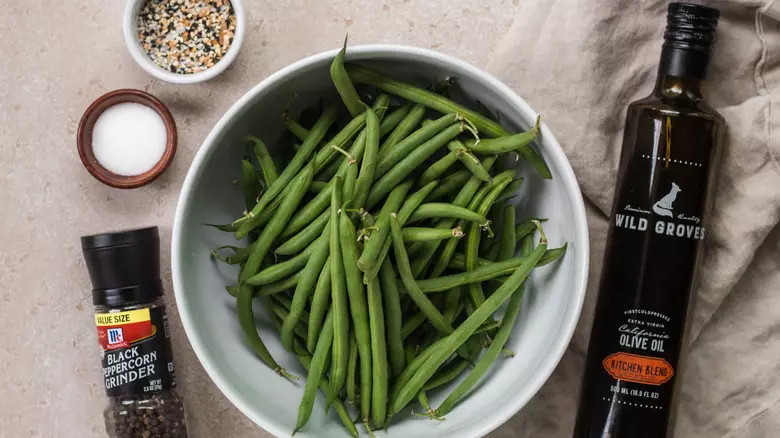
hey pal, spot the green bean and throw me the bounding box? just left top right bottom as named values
left=421, top=118, right=491, bottom=184
left=442, top=286, right=462, bottom=325
left=225, top=285, right=239, bottom=297
left=447, top=244, right=568, bottom=273
left=353, top=103, right=379, bottom=209
left=423, top=357, right=470, bottom=391
left=239, top=160, right=313, bottom=285
left=473, top=320, right=501, bottom=335
left=427, top=183, right=494, bottom=279
left=275, top=210, right=329, bottom=256
left=404, top=344, right=416, bottom=367
left=378, top=103, right=426, bottom=157
left=237, top=186, right=286, bottom=233
left=263, top=302, right=354, bottom=438
left=268, top=297, right=309, bottom=340
left=211, top=244, right=251, bottom=265
left=329, top=176, right=350, bottom=401
left=361, top=180, right=438, bottom=284
left=379, top=259, right=405, bottom=378
left=378, top=101, right=413, bottom=138
left=408, top=203, right=489, bottom=226
left=342, top=159, right=358, bottom=201
left=390, top=215, right=453, bottom=335
left=415, top=391, right=443, bottom=421
left=248, top=136, right=279, bottom=187
left=347, top=64, right=504, bottom=137
left=515, top=217, right=547, bottom=242
left=283, top=118, right=310, bottom=142
left=339, top=212, right=373, bottom=420
left=387, top=336, right=446, bottom=417
left=241, top=159, right=261, bottom=210
left=313, top=113, right=366, bottom=174
left=390, top=224, right=547, bottom=415
left=484, top=240, right=501, bottom=262
left=285, top=181, right=334, bottom=237
left=236, top=165, right=314, bottom=375
left=499, top=205, right=517, bottom=261
left=419, top=150, right=459, bottom=187
left=401, top=312, right=427, bottom=340
left=375, top=113, right=460, bottom=178
left=447, top=138, right=491, bottom=182
left=246, top=240, right=318, bottom=286
left=346, top=334, right=359, bottom=407
left=464, top=171, right=517, bottom=309
left=257, top=271, right=302, bottom=296
left=309, top=180, right=328, bottom=193
left=205, top=222, right=239, bottom=233
left=316, top=94, right=389, bottom=178
left=435, top=225, right=537, bottom=417
left=236, top=285, right=297, bottom=380
left=410, top=156, right=497, bottom=277
left=408, top=253, right=540, bottom=293
left=467, top=115, right=541, bottom=154
left=280, top=222, right=331, bottom=352
left=319, top=94, right=392, bottom=182
left=538, top=242, right=568, bottom=266
left=331, top=37, right=364, bottom=116
left=401, top=226, right=464, bottom=243
left=294, top=309, right=334, bottom=433
left=294, top=342, right=359, bottom=438
left=237, top=104, right=339, bottom=239
left=307, top=257, right=331, bottom=352
left=367, top=123, right=464, bottom=209
left=356, top=181, right=413, bottom=274
left=367, top=275, right=388, bottom=427
left=346, top=65, right=552, bottom=179
left=494, top=178, right=524, bottom=204
left=427, top=170, right=470, bottom=202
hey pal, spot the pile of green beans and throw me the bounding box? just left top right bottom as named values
left=208, top=41, right=567, bottom=437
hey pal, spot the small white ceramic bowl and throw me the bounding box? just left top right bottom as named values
left=172, top=45, right=589, bottom=438
left=123, top=0, right=245, bottom=84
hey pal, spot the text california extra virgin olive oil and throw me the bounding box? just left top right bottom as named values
left=573, top=3, right=725, bottom=438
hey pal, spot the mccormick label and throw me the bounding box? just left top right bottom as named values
left=95, top=307, right=176, bottom=397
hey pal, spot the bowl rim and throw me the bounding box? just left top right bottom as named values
left=172, top=44, right=589, bottom=438
left=122, top=0, right=246, bottom=84
left=77, top=88, right=177, bottom=189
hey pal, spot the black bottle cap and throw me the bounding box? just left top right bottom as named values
left=81, top=227, right=163, bottom=307
left=664, top=2, right=720, bottom=52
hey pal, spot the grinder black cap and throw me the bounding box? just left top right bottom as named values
left=81, top=226, right=163, bottom=306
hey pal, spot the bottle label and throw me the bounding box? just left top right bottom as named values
left=95, top=307, right=176, bottom=397
left=615, top=180, right=705, bottom=241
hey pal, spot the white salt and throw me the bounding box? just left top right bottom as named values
left=92, top=102, right=168, bottom=176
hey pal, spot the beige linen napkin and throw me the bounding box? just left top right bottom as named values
left=485, top=0, right=780, bottom=436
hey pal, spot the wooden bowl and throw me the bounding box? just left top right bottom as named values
left=77, top=89, right=177, bottom=189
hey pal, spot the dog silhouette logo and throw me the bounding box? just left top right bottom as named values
left=652, top=183, right=681, bottom=217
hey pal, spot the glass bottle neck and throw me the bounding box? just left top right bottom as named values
left=652, top=74, right=704, bottom=101
left=653, top=45, right=708, bottom=101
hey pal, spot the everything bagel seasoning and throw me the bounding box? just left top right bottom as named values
left=137, top=0, right=237, bottom=74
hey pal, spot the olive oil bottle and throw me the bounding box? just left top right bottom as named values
left=573, top=3, right=724, bottom=437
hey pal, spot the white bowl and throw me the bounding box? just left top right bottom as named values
left=123, top=0, right=245, bottom=84
left=172, top=45, right=589, bottom=438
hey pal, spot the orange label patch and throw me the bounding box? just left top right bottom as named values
left=602, top=352, right=674, bottom=386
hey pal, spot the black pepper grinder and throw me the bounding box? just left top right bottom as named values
left=81, top=227, right=189, bottom=438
